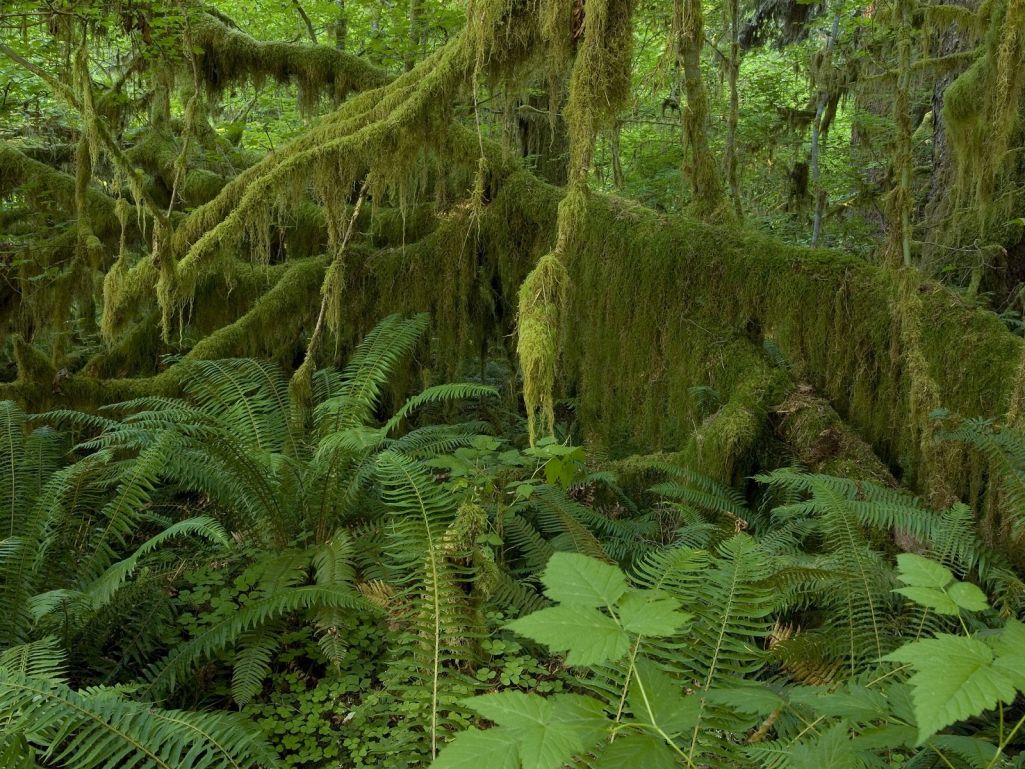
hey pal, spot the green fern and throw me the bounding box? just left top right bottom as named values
left=759, top=469, right=915, bottom=667
left=373, top=449, right=483, bottom=761
left=0, top=638, right=277, bottom=769
left=145, top=583, right=369, bottom=699
left=942, top=417, right=1025, bottom=537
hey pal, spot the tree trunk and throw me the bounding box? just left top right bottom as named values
left=405, top=0, right=423, bottom=71
left=725, top=0, right=743, bottom=218
left=675, top=0, right=727, bottom=220
left=810, top=14, right=840, bottom=246
left=334, top=0, right=348, bottom=50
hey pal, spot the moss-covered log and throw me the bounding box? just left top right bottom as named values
left=9, top=152, right=1025, bottom=500
left=5, top=0, right=1025, bottom=531
left=775, top=385, right=894, bottom=484
left=550, top=183, right=1022, bottom=498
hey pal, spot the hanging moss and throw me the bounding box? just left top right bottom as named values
left=941, top=0, right=1025, bottom=252
left=0, top=141, right=122, bottom=240
left=191, top=12, right=391, bottom=112
left=8, top=0, right=1025, bottom=532
left=8, top=142, right=1025, bottom=521
left=165, top=0, right=554, bottom=328
left=516, top=252, right=567, bottom=444
left=514, top=0, right=634, bottom=445
left=532, top=180, right=1025, bottom=492
left=1, top=257, right=326, bottom=410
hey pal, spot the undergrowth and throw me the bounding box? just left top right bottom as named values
left=1, top=315, right=1024, bottom=768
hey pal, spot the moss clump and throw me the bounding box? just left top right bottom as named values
left=681, top=366, right=791, bottom=483
left=516, top=252, right=567, bottom=445
left=940, top=0, right=1025, bottom=254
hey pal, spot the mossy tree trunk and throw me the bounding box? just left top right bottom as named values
left=674, top=0, right=728, bottom=220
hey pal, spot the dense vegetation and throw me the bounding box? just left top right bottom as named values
left=2, top=0, right=1025, bottom=766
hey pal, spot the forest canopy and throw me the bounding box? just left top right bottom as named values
left=2, top=0, right=1025, bottom=767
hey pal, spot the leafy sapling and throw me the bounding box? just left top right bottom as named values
left=886, top=554, right=1025, bottom=756
left=431, top=552, right=694, bottom=769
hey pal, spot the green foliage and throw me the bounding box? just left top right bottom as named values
left=887, top=630, right=1025, bottom=744
left=0, top=638, right=276, bottom=769
left=895, top=552, right=990, bottom=615
left=7, top=2, right=1025, bottom=768
left=435, top=488, right=1025, bottom=769
left=506, top=553, right=690, bottom=666
left=884, top=555, right=1025, bottom=747
left=435, top=552, right=693, bottom=769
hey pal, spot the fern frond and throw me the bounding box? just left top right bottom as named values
left=0, top=450, right=113, bottom=645
left=383, top=383, right=497, bottom=434
left=650, top=465, right=750, bottom=524
left=521, top=486, right=610, bottom=563
left=389, top=422, right=492, bottom=460
left=501, top=510, right=555, bottom=574
left=81, top=516, right=230, bottom=612
left=231, top=624, right=280, bottom=707
left=628, top=537, right=784, bottom=765
left=374, top=449, right=479, bottom=759
left=145, top=586, right=368, bottom=698
left=183, top=358, right=294, bottom=454
left=0, top=669, right=278, bottom=769
left=0, top=637, right=68, bottom=680
left=312, top=531, right=357, bottom=664
left=488, top=570, right=549, bottom=616
left=942, top=418, right=1025, bottom=536
left=929, top=503, right=1025, bottom=613
left=79, top=431, right=177, bottom=582
left=316, top=314, right=428, bottom=433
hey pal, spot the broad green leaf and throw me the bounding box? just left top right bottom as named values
left=594, top=734, right=678, bottom=769
left=992, top=617, right=1025, bottom=649
left=894, top=586, right=959, bottom=615
left=545, top=694, right=609, bottom=748
left=464, top=692, right=605, bottom=736
left=616, top=590, right=691, bottom=636
left=706, top=684, right=783, bottom=716
left=544, top=458, right=577, bottom=488
left=988, top=620, right=1025, bottom=689
left=885, top=634, right=1018, bottom=743
left=461, top=693, right=607, bottom=769
left=465, top=691, right=551, bottom=729
left=789, top=684, right=887, bottom=722
left=541, top=553, right=627, bottom=607
left=946, top=581, right=989, bottom=612
left=895, top=554, right=952, bottom=589
left=430, top=728, right=519, bottom=769
left=507, top=606, right=630, bottom=665
left=629, top=658, right=700, bottom=736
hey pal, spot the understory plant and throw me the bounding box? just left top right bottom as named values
left=433, top=549, right=1025, bottom=769
left=3, top=314, right=1025, bottom=769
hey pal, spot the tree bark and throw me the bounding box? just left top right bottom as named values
left=675, top=0, right=728, bottom=220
